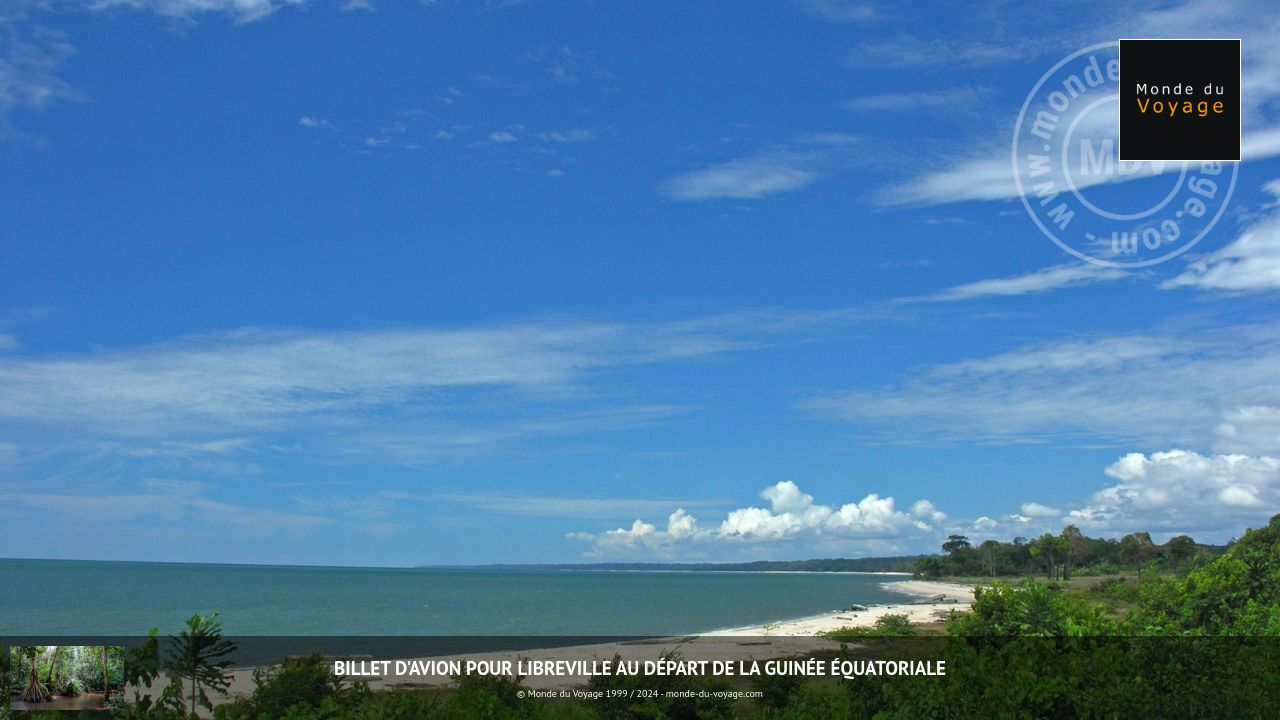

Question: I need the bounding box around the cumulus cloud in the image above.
[1019,502,1061,518]
[572,480,943,557]
[973,516,998,531]
[1065,449,1280,536]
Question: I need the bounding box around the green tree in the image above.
[914,555,945,579]
[1165,534,1196,569]
[1061,524,1086,580]
[1120,531,1156,565]
[164,613,238,718]
[941,534,971,555]
[1029,533,1066,580]
[19,646,51,703]
[978,539,999,577]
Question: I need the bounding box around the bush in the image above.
[214,653,354,720]
[820,613,918,642]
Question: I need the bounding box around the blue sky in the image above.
[3,0,1280,565]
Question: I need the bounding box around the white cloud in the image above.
[0,20,83,135]
[659,156,818,201]
[1164,203,1280,292]
[806,320,1280,455]
[906,263,1127,302]
[487,130,518,143]
[0,309,863,462]
[659,135,858,201]
[424,492,727,520]
[523,45,614,87]
[881,151,1017,205]
[87,0,310,23]
[1019,502,1061,518]
[298,115,338,130]
[536,128,595,143]
[794,0,874,24]
[573,480,942,557]
[842,87,989,113]
[847,37,1028,70]
[1065,449,1280,536]
[880,3,1280,207]
[0,485,330,537]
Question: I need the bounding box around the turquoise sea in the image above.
[0,559,910,636]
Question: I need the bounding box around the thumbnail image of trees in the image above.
[4,645,123,708]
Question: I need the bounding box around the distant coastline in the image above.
[437,556,925,574]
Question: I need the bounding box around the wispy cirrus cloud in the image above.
[805,319,1280,455]
[2,0,310,137]
[794,0,875,24]
[882,1,1280,207]
[658,134,858,201]
[901,262,1128,302]
[0,310,863,458]
[0,484,330,537]
[415,491,730,521]
[0,18,83,137]
[659,156,818,201]
[846,37,1030,70]
[841,86,991,113]
[86,0,311,24]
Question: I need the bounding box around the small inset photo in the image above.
[6,645,124,715]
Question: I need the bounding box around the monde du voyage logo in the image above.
[1013,40,1241,267]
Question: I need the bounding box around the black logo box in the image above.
[1119,39,1241,162]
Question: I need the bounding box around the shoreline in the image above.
[700,579,974,637]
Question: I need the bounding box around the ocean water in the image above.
[0,559,911,636]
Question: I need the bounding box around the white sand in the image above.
[702,579,974,637]
[882,580,976,603]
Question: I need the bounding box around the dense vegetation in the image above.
[6,516,1277,719]
[913,525,1226,580]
